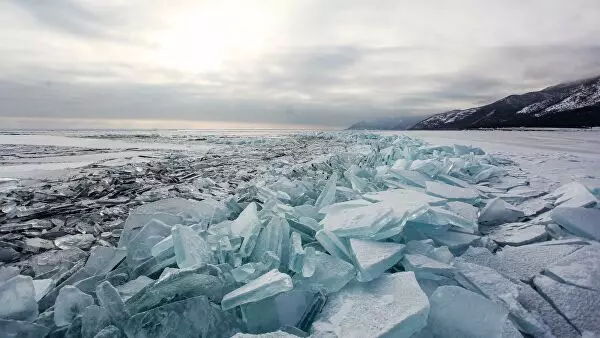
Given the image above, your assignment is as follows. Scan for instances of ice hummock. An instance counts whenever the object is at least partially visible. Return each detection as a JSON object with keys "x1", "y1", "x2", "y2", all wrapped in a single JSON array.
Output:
[{"x1": 1, "y1": 132, "x2": 599, "y2": 337}]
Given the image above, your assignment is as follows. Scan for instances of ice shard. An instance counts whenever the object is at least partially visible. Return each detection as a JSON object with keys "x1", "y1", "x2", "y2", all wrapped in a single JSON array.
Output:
[
  {"x1": 54, "y1": 286, "x2": 94, "y2": 327},
  {"x1": 428, "y1": 286, "x2": 508, "y2": 338},
  {"x1": 172, "y1": 224, "x2": 214, "y2": 269},
  {"x1": 221, "y1": 269, "x2": 293, "y2": 310},
  {"x1": 93, "y1": 325, "x2": 121, "y2": 338},
  {"x1": 0, "y1": 275, "x2": 38, "y2": 322},
  {"x1": 293, "y1": 251, "x2": 355, "y2": 293},
  {"x1": 320, "y1": 202, "x2": 394, "y2": 238},
  {"x1": 230, "y1": 202, "x2": 261, "y2": 238},
  {"x1": 402, "y1": 254, "x2": 454, "y2": 277},
  {"x1": 349, "y1": 238, "x2": 405, "y2": 282},
  {"x1": 546, "y1": 181, "x2": 598, "y2": 208},
  {"x1": 312, "y1": 272, "x2": 429, "y2": 338},
  {"x1": 250, "y1": 217, "x2": 289, "y2": 264},
  {"x1": 315, "y1": 229, "x2": 352, "y2": 262},
  {"x1": 82, "y1": 305, "x2": 111, "y2": 338},
  {"x1": 96, "y1": 281, "x2": 129, "y2": 328},
  {"x1": 543, "y1": 244, "x2": 600, "y2": 291},
  {"x1": 314, "y1": 172, "x2": 338, "y2": 210},
  {"x1": 125, "y1": 296, "x2": 240, "y2": 338},
  {"x1": 426, "y1": 181, "x2": 479, "y2": 201},
  {"x1": 0, "y1": 319, "x2": 50, "y2": 338},
  {"x1": 488, "y1": 222, "x2": 548, "y2": 246},
  {"x1": 479, "y1": 198, "x2": 524, "y2": 226},
  {"x1": 551, "y1": 207, "x2": 600, "y2": 241},
  {"x1": 85, "y1": 246, "x2": 127, "y2": 275},
  {"x1": 127, "y1": 219, "x2": 171, "y2": 267},
  {"x1": 288, "y1": 232, "x2": 305, "y2": 273}
]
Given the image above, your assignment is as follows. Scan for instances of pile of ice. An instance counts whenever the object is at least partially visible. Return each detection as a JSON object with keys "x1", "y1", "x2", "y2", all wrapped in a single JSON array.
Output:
[{"x1": 1, "y1": 133, "x2": 599, "y2": 337}]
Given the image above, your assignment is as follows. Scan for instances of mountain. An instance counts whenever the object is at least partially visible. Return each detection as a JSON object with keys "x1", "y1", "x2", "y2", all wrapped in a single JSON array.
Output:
[
  {"x1": 347, "y1": 116, "x2": 426, "y2": 130},
  {"x1": 411, "y1": 75, "x2": 600, "y2": 130}
]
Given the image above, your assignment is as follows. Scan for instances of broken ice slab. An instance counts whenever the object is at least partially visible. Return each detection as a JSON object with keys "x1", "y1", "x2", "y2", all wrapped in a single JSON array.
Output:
[
  {"x1": 96, "y1": 281, "x2": 129, "y2": 328},
  {"x1": 288, "y1": 232, "x2": 305, "y2": 273},
  {"x1": 28, "y1": 248, "x2": 87, "y2": 277},
  {"x1": 172, "y1": 224, "x2": 214, "y2": 269},
  {"x1": 232, "y1": 331, "x2": 300, "y2": 337},
  {"x1": 0, "y1": 319, "x2": 50, "y2": 338},
  {"x1": 453, "y1": 260, "x2": 550, "y2": 337},
  {"x1": 0, "y1": 275, "x2": 38, "y2": 322},
  {"x1": 349, "y1": 238, "x2": 405, "y2": 282},
  {"x1": 125, "y1": 296, "x2": 240, "y2": 338},
  {"x1": 426, "y1": 181, "x2": 479, "y2": 202},
  {"x1": 293, "y1": 251, "x2": 355, "y2": 293},
  {"x1": 82, "y1": 305, "x2": 111, "y2": 338},
  {"x1": 517, "y1": 284, "x2": 580, "y2": 338},
  {"x1": 125, "y1": 269, "x2": 225, "y2": 314},
  {"x1": 551, "y1": 207, "x2": 600, "y2": 241},
  {"x1": 312, "y1": 272, "x2": 429, "y2": 338},
  {"x1": 93, "y1": 325, "x2": 121, "y2": 338},
  {"x1": 314, "y1": 172, "x2": 338, "y2": 210},
  {"x1": 127, "y1": 219, "x2": 171, "y2": 267},
  {"x1": 428, "y1": 230, "x2": 480, "y2": 255},
  {"x1": 363, "y1": 188, "x2": 445, "y2": 211},
  {"x1": 315, "y1": 229, "x2": 352, "y2": 262},
  {"x1": 478, "y1": 198, "x2": 524, "y2": 226},
  {"x1": 320, "y1": 202, "x2": 394, "y2": 238},
  {"x1": 115, "y1": 276, "x2": 154, "y2": 302},
  {"x1": 460, "y1": 239, "x2": 588, "y2": 282},
  {"x1": 410, "y1": 159, "x2": 442, "y2": 178},
  {"x1": 386, "y1": 168, "x2": 430, "y2": 188},
  {"x1": 231, "y1": 202, "x2": 262, "y2": 238},
  {"x1": 240, "y1": 289, "x2": 315, "y2": 334},
  {"x1": 54, "y1": 286, "x2": 94, "y2": 327},
  {"x1": 221, "y1": 269, "x2": 293, "y2": 311},
  {"x1": 545, "y1": 181, "x2": 598, "y2": 208},
  {"x1": 23, "y1": 237, "x2": 55, "y2": 253},
  {"x1": 318, "y1": 199, "x2": 371, "y2": 214},
  {"x1": 250, "y1": 217, "x2": 289, "y2": 265},
  {"x1": 54, "y1": 234, "x2": 96, "y2": 250},
  {"x1": 402, "y1": 254, "x2": 454, "y2": 277},
  {"x1": 119, "y1": 198, "x2": 225, "y2": 248},
  {"x1": 543, "y1": 244, "x2": 600, "y2": 291},
  {"x1": 534, "y1": 274, "x2": 600, "y2": 335},
  {"x1": 428, "y1": 286, "x2": 508, "y2": 338},
  {"x1": 302, "y1": 247, "x2": 317, "y2": 277},
  {"x1": 85, "y1": 246, "x2": 126, "y2": 275},
  {"x1": 0, "y1": 266, "x2": 19, "y2": 283},
  {"x1": 488, "y1": 222, "x2": 548, "y2": 246},
  {"x1": 32, "y1": 278, "x2": 53, "y2": 302}
]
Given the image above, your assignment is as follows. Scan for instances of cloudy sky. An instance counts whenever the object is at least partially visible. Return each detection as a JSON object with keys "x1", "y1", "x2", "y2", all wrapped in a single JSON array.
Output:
[{"x1": 1, "y1": 0, "x2": 600, "y2": 129}]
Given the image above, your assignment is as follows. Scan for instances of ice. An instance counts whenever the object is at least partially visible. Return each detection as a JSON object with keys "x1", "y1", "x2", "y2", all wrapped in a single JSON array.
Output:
[
  {"x1": 488, "y1": 223, "x2": 548, "y2": 246},
  {"x1": 96, "y1": 281, "x2": 129, "y2": 328},
  {"x1": 32, "y1": 278, "x2": 53, "y2": 302},
  {"x1": 231, "y1": 202, "x2": 262, "y2": 238},
  {"x1": 124, "y1": 296, "x2": 240, "y2": 338},
  {"x1": 387, "y1": 169, "x2": 431, "y2": 188},
  {"x1": 125, "y1": 269, "x2": 225, "y2": 313},
  {"x1": 240, "y1": 289, "x2": 315, "y2": 333},
  {"x1": 0, "y1": 267, "x2": 19, "y2": 283},
  {"x1": 363, "y1": 188, "x2": 445, "y2": 212},
  {"x1": 315, "y1": 172, "x2": 338, "y2": 210},
  {"x1": 546, "y1": 181, "x2": 598, "y2": 208},
  {"x1": 82, "y1": 305, "x2": 111, "y2": 338},
  {"x1": 551, "y1": 207, "x2": 600, "y2": 241},
  {"x1": 0, "y1": 275, "x2": 38, "y2": 322},
  {"x1": 543, "y1": 244, "x2": 600, "y2": 291},
  {"x1": 312, "y1": 272, "x2": 429, "y2": 338},
  {"x1": 288, "y1": 232, "x2": 305, "y2": 273},
  {"x1": 54, "y1": 286, "x2": 94, "y2": 327},
  {"x1": 292, "y1": 251, "x2": 355, "y2": 293},
  {"x1": 318, "y1": 199, "x2": 372, "y2": 214},
  {"x1": 127, "y1": 219, "x2": 171, "y2": 267},
  {"x1": 349, "y1": 238, "x2": 405, "y2": 282},
  {"x1": 534, "y1": 274, "x2": 600, "y2": 335},
  {"x1": 23, "y1": 238, "x2": 55, "y2": 253},
  {"x1": 402, "y1": 254, "x2": 454, "y2": 277},
  {"x1": 425, "y1": 181, "x2": 479, "y2": 201},
  {"x1": 172, "y1": 224, "x2": 214, "y2": 269},
  {"x1": 479, "y1": 198, "x2": 525, "y2": 226},
  {"x1": 54, "y1": 234, "x2": 96, "y2": 250},
  {"x1": 93, "y1": 325, "x2": 121, "y2": 338},
  {"x1": 221, "y1": 269, "x2": 293, "y2": 310},
  {"x1": 428, "y1": 286, "x2": 508, "y2": 338},
  {"x1": 232, "y1": 331, "x2": 300, "y2": 338},
  {"x1": 0, "y1": 319, "x2": 50, "y2": 338},
  {"x1": 445, "y1": 201, "x2": 479, "y2": 230},
  {"x1": 315, "y1": 229, "x2": 352, "y2": 262},
  {"x1": 429, "y1": 230, "x2": 480, "y2": 254},
  {"x1": 85, "y1": 247, "x2": 127, "y2": 275},
  {"x1": 250, "y1": 217, "x2": 289, "y2": 265},
  {"x1": 320, "y1": 202, "x2": 394, "y2": 238}
]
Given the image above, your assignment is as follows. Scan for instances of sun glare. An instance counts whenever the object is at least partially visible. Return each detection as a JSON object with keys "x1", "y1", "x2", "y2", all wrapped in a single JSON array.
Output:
[{"x1": 158, "y1": 2, "x2": 271, "y2": 73}]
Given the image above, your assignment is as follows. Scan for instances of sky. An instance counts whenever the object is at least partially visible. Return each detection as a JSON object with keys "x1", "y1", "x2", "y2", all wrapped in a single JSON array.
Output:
[{"x1": 1, "y1": 0, "x2": 600, "y2": 129}]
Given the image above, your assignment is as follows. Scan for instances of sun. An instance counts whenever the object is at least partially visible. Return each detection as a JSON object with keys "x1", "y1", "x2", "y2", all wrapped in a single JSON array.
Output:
[{"x1": 157, "y1": 2, "x2": 271, "y2": 73}]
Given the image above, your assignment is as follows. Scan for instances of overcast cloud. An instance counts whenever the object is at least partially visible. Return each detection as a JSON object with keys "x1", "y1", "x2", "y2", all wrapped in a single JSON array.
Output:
[{"x1": 1, "y1": 0, "x2": 600, "y2": 128}]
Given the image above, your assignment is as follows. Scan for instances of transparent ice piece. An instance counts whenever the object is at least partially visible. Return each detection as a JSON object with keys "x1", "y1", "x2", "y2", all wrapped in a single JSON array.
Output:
[
  {"x1": 293, "y1": 251, "x2": 355, "y2": 293},
  {"x1": 312, "y1": 272, "x2": 429, "y2": 338},
  {"x1": 250, "y1": 217, "x2": 289, "y2": 264},
  {"x1": 82, "y1": 305, "x2": 111, "y2": 338},
  {"x1": 127, "y1": 219, "x2": 171, "y2": 267},
  {"x1": 315, "y1": 172, "x2": 338, "y2": 210},
  {"x1": 85, "y1": 246, "x2": 126, "y2": 275},
  {"x1": 402, "y1": 254, "x2": 454, "y2": 277},
  {"x1": 426, "y1": 181, "x2": 479, "y2": 201},
  {"x1": 96, "y1": 281, "x2": 129, "y2": 328},
  {"x1": 479, "y1": 198, "x2": 524, "y2": 226},
  {"x1": 349, "y1": 238, "x2": 405, "y2": 282},
  {"x1": 0, "y1": 275, "x2": 38, "y2": 322},
  {"x1": 32, "y1": 278, "x2": 53, "y2": 302},
  {"x1": 93, "y1": 325, "x2": 121, "y2": 338},
  {"x1": 230, "y1": 202, "x2": 261, "y2": 238},
  {"x1": 315, "y1": 229, "x2": 352, "y2": 262},
  {"x1": 546, "y1": 181, "x2": 598, "y2": 208},
  {"x1": 54, "y1": 286, "x2": 94, "y2": 327},
  {"x1": 221, "y1": 269, "x2": 293, "y2": 311},
  {"x1": 428, "y1": 286, "x2": 508, "y2": 338},
  {"x1": 0, "y1": 319, "x2": 50, "y2": 338},
  {"x1": 172, "y1": 224, "x2": 213, "y2": 269},
  {"x1": 551, "y1": 207, "x2": 600, "y2": 241},
  {"x1": 288, "y1": 232, "x2": 305, "y2": 273},
  {"x1": 320, "y1": 202, "x2": 394, "y2": 238},
  {"x1": 116, "y1": 276, "x2": 154, "y2": 302}
]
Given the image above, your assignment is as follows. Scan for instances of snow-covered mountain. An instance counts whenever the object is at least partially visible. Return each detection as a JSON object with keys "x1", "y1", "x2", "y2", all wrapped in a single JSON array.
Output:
[
  {"x1": 411, "y1": 75, "x2": 600, "y2": 130},
  {"x1": 347, "y1": 116, "x2": 426, "y2": 130}
]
